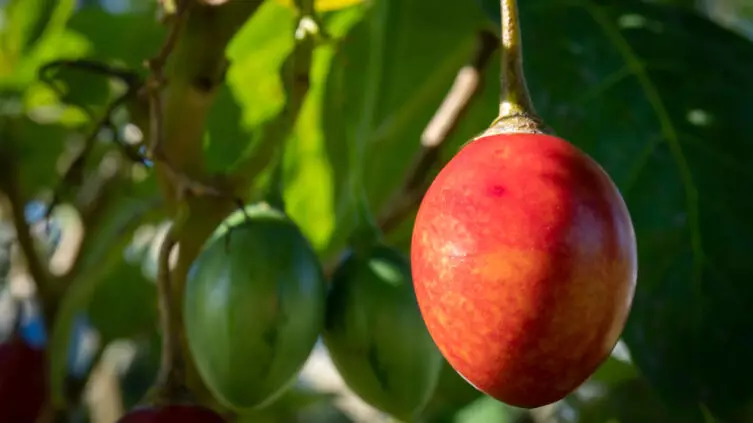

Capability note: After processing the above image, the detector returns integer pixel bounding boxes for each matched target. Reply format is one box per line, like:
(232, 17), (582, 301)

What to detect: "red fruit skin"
(411, 133), (637, 408)
(117, 405), (226, 423)
(0, 337), (47, 423)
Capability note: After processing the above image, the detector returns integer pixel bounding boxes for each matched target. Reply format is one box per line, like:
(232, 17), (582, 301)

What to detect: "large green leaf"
(86, 258), (157, 345)
(65, 4), (164, 69)
(0, 0), (79, 87)
(0, 114), (70, 197)
(321, 0), (493, 256)
(0, 0), (59, 60)
(220, 1), (366, 252)
(204, 0), (297, 175)
(476, 0), (753, 417)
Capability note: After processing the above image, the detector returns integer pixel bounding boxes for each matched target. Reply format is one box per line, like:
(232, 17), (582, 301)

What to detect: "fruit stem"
(497, 0), (535, 119)
(152, 207), (192, 404)
(485, 0), (547, 135)
(264, 148), (286, 211)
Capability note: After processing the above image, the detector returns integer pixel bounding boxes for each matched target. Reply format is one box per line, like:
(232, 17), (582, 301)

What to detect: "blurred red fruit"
(0, 335), (47, 423)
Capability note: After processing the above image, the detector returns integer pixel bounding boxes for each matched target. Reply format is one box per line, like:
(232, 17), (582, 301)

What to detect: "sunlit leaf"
(275, 0), (364, 12)
(0, 0), (77, 84)
(65, 4), (164, 69)
(321, 0), (491, 256)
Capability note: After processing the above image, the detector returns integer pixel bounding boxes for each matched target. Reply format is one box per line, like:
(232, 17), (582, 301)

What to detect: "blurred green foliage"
(0, 0), (752, 422)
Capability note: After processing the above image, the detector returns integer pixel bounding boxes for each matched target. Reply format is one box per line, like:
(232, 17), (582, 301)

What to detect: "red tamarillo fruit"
(409, 0), (638, 409)
(0, 335), (47, 423)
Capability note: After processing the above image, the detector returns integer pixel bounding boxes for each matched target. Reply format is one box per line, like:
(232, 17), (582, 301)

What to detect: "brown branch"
(153, 223), (189, 402)
(0, 176), (54, 324)
(376, 30), (499, 233)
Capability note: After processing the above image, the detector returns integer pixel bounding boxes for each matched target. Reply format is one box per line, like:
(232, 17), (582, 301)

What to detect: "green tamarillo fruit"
(184, 203), (326, 411)
(322, 243), (443, 421)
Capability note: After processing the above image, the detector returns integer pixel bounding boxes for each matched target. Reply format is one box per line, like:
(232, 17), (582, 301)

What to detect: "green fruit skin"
(419, 359), (485, 421)
(185, 204), (326, 412)
(323, 244), (443, 421)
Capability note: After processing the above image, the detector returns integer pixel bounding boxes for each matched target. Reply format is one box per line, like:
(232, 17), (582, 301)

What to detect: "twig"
(377, 30), (499, 233)
(0, 176), (54, 325)
(154, 222), (188, 401)
(44, 86), (144, 221)
(39, 59), (140, 86)
(39, 59), (146, 163)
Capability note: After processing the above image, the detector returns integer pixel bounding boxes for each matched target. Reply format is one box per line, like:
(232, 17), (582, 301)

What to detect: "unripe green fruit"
(323, 244), (442, 421)
(184, 203), (327, 411)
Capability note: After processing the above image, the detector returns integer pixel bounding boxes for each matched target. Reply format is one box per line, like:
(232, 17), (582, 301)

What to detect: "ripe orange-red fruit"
(411, 132), (638, 408)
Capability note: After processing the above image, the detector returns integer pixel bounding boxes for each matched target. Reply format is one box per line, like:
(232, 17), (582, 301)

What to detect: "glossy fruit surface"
(184, 203), (326, 411)
(323, 244), (442, 421)
(0, 336), (47, 423)
(411, 132), (638, 408)
(116, 404), (225, 422)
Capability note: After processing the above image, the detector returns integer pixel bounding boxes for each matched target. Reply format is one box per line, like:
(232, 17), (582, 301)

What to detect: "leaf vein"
(579, 0), (705, 296)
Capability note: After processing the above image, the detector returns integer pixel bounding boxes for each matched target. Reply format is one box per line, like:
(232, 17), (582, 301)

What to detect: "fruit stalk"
(486, 0), (547, 136)
(153, 211), (191, 403)
(498, 0), (533, 118)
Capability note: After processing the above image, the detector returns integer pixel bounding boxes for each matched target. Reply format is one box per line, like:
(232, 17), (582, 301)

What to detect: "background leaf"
(475, 0), (753, 417)
(321, 0), (493, 255)
(65, 3), (164, 69)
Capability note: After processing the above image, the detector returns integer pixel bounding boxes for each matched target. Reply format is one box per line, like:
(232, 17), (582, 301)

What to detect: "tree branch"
(149, 0), (266, 210)
(152, 218), (191, 403)
(137, 0), (267, 404)
(0, 171), (54, 324)
(45, 86), (143, 221)
(377, 30), (499, 233)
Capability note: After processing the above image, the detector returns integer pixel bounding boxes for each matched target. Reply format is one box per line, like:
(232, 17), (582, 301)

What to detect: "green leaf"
(321, 0), (492, 256)
(0, 0), (58, 59)
(281, 6), (367, 254)
(564, 378), (705, 423)
(475, 0), (753, 416)
(65, 4), (165, 69)
(0, 0), (76, 74)
(86, 258), (157, 345)
(40, 64), (111, 114)
(204, 0), (297, 174)
(218, 2), (365, 252)
(453, 396), (521, 423)
(0, 114), (70, 197)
